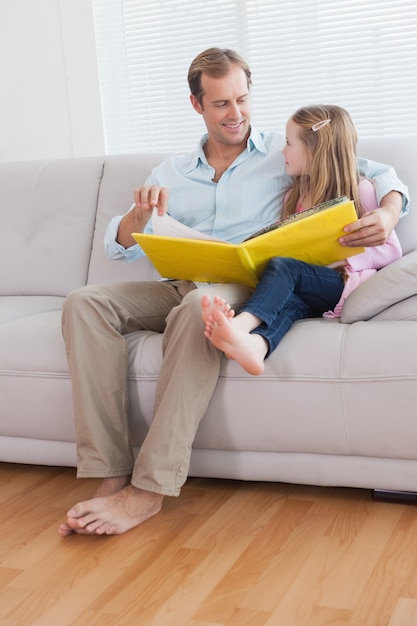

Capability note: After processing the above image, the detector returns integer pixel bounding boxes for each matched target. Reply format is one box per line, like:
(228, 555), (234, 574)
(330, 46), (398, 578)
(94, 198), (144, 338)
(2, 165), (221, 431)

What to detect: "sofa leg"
(372, 489), (417, 504)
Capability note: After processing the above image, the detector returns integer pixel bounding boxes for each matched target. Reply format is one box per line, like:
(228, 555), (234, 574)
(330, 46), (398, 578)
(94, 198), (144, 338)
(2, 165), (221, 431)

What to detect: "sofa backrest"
(87, 137), (417, 289)
(0, 157), (105, 297)
(357, 134), (417, 255)
(1, 135), (415, 297)
(87, 153), (168, 285)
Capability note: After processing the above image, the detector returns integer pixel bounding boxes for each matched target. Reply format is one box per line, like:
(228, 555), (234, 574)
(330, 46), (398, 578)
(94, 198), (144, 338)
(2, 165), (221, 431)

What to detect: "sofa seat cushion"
(0, 308), (74, 442)
(126, 318), (417, 462)
(0, 295), (64, 324)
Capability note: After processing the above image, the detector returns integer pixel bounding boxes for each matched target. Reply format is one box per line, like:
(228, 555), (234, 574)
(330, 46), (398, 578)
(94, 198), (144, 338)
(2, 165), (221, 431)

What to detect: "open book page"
(245, 196), (349, 240)
(151, 209), (223, 242)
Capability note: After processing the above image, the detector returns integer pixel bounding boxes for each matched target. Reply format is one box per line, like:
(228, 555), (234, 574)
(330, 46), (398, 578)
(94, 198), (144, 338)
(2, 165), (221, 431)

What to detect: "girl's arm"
(345, 179), (402, 272)
(357, 157), (409, 216)
(340, 190), (403, 248)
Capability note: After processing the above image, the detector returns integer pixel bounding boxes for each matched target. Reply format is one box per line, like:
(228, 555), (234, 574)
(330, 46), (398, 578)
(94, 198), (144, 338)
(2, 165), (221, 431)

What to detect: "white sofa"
(2, 136), (417, 496)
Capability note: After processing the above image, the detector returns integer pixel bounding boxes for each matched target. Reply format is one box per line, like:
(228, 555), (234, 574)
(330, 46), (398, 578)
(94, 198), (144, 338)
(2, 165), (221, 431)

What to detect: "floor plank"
(1, 463), (417, 626)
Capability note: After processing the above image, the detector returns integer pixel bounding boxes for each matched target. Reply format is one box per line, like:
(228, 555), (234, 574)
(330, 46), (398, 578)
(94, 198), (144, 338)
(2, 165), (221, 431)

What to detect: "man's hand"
(133, 184), (169, 216)
(116, 185), (169, 248)
(339, 191), (402, 248)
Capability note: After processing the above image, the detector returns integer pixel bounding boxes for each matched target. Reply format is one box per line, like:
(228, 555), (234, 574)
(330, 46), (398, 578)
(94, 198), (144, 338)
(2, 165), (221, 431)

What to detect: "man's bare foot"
(58, 475), (131, 536)
(94, 475), (131, 497)
(208, 307), (268, 375)
(59, 484), (163, 536)
(201, 295), (234, 337)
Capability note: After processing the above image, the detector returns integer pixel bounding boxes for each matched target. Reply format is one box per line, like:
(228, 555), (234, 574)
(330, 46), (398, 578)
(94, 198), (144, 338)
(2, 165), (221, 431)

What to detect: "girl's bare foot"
(209, 307), (268, 375)
(201, 295), (234, 338)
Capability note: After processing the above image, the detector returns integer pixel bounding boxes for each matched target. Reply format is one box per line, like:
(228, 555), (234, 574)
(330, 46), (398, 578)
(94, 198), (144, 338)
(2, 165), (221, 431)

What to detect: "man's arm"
(104, 185), (169, 261)
(341, 154), (410, 249)
(116, 185), (169, 248)
(357, 156), (409, 216)
(339, 190), (402, 248)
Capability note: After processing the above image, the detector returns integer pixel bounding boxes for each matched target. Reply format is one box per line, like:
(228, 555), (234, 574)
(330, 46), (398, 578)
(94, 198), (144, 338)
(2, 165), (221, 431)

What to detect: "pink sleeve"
(346, 178), (402, 272)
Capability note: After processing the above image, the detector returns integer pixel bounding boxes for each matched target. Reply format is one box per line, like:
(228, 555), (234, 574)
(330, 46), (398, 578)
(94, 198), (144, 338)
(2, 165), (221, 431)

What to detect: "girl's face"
(282, 119), (308, 176)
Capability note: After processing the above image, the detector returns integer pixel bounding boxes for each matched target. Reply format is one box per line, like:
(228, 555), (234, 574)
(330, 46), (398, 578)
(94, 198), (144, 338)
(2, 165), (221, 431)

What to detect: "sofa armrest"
(341, 250), (417, 323)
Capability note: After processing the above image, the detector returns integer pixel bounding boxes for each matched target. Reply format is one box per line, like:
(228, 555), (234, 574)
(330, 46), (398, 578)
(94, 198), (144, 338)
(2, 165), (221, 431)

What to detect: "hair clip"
(311, 118), (331, 132)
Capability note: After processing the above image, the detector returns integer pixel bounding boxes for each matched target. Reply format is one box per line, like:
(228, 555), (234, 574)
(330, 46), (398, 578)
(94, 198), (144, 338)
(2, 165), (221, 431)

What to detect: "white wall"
(0, 0), (104, 162)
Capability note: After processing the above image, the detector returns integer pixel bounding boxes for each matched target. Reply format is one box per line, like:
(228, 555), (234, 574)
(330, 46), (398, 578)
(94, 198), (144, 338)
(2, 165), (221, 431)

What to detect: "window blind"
(92, 0), (417, 154)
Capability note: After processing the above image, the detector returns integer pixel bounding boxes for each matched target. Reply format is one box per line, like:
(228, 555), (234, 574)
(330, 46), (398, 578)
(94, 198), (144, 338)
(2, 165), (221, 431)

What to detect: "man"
(59, 48), (408, 536)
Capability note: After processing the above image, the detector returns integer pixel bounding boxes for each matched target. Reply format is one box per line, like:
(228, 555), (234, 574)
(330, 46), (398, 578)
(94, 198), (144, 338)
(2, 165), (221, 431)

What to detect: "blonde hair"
(187, 48), (252, 106)
(282, 105), (362, 218)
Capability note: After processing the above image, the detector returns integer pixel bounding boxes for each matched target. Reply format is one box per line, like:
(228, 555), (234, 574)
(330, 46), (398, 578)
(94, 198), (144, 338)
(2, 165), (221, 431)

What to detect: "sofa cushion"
(0, 295), (63, 324)
(0, 310), (74, 442)
(87, 154), (166, 285)
(369, 294), (417, 321)
(341, 250), (417, 323)
(0, 157), (104, 297)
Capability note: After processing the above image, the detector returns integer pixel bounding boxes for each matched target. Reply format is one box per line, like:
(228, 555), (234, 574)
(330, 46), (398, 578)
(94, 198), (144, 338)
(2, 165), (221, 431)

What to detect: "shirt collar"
(185, 126), (267, 174)
(247, 126), (268, 154)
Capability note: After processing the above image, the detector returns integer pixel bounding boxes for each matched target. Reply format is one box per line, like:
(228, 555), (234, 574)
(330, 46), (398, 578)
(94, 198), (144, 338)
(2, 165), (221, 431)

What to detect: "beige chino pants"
(62, 279), (252, 497)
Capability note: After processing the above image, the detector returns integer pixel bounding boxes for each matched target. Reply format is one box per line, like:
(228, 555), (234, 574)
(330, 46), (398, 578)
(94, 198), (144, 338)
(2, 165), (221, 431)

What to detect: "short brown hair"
(188, 47), (252, 105)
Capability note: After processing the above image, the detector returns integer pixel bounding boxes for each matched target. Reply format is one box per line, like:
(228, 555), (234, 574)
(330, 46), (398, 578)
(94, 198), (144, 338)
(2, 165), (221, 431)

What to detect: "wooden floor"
(1, 464), (417, 626)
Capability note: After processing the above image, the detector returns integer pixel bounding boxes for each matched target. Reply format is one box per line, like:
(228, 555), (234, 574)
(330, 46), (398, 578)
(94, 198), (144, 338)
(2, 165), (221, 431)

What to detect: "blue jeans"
(241, 257), (345, 356)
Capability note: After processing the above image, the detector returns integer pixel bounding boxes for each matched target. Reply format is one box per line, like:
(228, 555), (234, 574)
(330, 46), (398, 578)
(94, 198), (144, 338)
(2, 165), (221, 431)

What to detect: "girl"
(201, 105), (403, 375)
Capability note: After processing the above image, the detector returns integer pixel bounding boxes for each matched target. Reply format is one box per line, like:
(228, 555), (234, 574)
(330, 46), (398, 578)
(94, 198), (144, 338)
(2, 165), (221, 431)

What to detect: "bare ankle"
(235, 311), (262, 333)
(95, 475), (131, 497)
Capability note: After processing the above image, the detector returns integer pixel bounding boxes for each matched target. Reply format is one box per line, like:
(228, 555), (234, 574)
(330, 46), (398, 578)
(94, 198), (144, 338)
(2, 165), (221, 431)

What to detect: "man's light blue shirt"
(104, 127), (409, 262)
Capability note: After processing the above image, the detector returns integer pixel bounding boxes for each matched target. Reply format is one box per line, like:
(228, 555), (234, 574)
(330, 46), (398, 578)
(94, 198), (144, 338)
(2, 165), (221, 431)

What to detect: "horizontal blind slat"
(92, 0), (417, 153)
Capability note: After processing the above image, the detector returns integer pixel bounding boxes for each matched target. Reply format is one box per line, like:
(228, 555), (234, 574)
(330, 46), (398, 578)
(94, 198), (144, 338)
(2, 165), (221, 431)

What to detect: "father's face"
(191, 65), (251, 147)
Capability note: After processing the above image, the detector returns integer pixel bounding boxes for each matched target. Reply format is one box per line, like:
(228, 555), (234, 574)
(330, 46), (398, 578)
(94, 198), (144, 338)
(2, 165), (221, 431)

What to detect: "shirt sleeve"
(357, 157), (409, 216)
(104, 206), (146, 262)
(103, 168), (158, 261)
(346, 178), (403, 271)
